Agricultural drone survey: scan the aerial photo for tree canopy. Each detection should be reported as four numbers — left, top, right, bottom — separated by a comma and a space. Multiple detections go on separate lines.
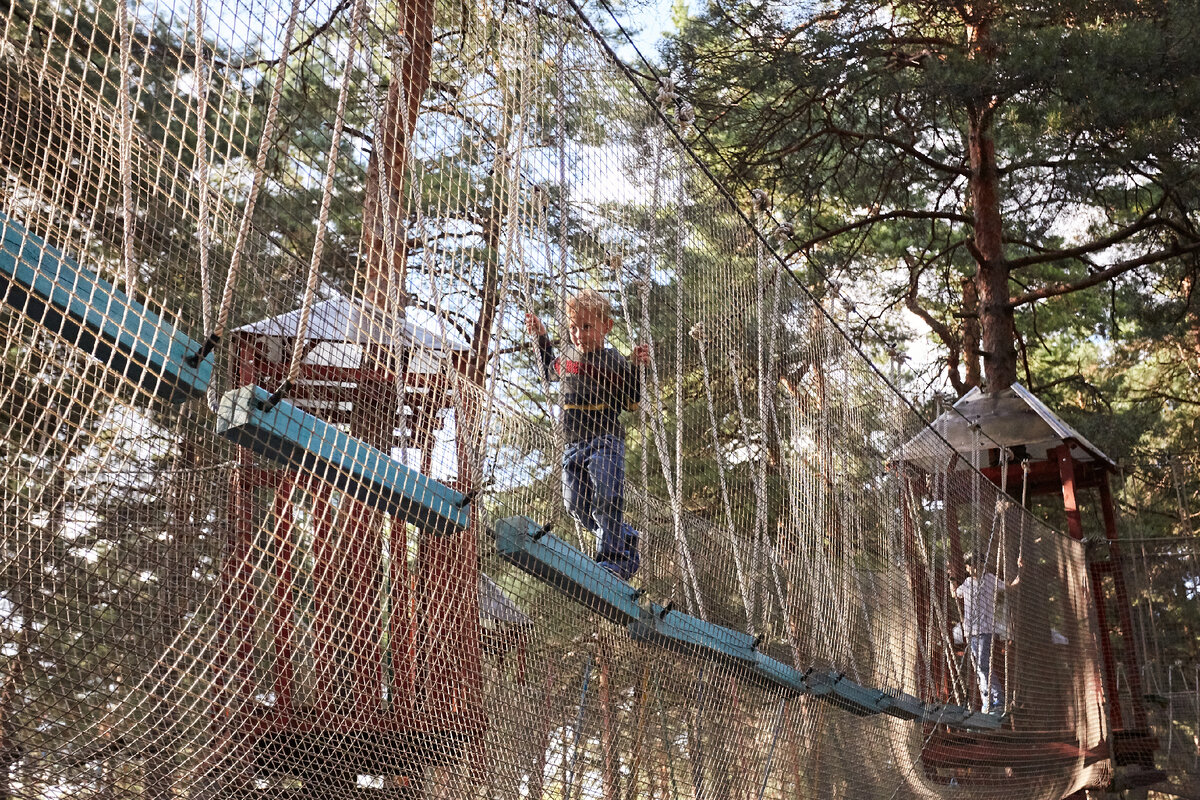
665, 0, 1200, 395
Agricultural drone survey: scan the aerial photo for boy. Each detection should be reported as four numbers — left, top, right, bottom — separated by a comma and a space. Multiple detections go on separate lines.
954, 553, 1021, 713
525, 290, 650, 579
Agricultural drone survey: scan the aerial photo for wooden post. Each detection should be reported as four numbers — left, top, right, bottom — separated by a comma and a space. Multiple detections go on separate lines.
1099, 477, 1150, 731
1056, 444, 1123, 730
1055, 445, 1085, 541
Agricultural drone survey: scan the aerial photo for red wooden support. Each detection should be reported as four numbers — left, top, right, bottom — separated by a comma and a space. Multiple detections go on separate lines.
1085, 559, 1124, 731
1098, 477, 1150, 732
1057, 444, 1125, 732
1055, 445, 1085, 542
217, 325, 483, 781
268, 473, 298, 723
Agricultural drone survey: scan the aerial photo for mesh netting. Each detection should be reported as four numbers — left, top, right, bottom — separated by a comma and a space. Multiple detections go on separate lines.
0, 0, 1158, 796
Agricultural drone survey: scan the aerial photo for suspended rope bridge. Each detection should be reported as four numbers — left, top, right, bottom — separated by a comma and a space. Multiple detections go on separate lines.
0, 0, 1175, 796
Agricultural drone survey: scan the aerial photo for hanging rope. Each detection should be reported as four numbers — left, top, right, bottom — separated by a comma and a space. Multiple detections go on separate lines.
259, 0, 369, 412
691, 323, 755, 630
116, 0, 137, 294
190, 0, 212, 336
636, 79, 706, 619
748, 192, 769, 631
185, 0, 305, 369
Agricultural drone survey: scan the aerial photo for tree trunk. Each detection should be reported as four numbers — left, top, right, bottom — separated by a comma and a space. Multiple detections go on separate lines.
960, 276, 982, 390
464, 203, 504, 387
360, 0, 437, 310
964, 8, 1017, 391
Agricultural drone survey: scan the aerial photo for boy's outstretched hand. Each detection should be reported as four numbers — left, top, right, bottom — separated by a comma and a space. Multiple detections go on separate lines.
632, 343, 651, 365
525, 312, 547, 337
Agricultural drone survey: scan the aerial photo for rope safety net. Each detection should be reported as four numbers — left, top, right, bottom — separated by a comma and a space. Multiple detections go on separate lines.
0, 0, 1149, 796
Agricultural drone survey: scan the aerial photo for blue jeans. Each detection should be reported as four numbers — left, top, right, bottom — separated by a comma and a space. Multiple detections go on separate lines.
563, 435, 640, 579
969, 634, 1004, 712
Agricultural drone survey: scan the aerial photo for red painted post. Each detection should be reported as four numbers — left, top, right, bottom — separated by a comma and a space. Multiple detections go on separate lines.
1057, 444, 1124, 731
1098, 477, 1149, 731
1055, 445, 1085, 542
268, 473, 297, 724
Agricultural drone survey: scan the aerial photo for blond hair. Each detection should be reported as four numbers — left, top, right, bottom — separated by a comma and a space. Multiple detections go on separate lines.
565, 288, 612, 320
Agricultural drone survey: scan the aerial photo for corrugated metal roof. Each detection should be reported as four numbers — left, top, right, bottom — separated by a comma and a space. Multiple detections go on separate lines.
235, 292, 468, 352
897, 382, 1115, 471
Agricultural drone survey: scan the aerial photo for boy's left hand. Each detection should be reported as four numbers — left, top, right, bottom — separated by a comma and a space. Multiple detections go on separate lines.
632, 343, 651, 365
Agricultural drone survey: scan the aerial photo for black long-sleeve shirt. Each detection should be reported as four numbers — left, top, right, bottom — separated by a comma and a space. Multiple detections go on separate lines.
536, 334, 640, 443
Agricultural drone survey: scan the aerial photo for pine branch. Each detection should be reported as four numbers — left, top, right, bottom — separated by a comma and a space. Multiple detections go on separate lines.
1008, 239, 1200, 308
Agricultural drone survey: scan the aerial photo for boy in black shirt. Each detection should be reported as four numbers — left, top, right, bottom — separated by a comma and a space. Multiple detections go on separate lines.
525, 290, 649, 579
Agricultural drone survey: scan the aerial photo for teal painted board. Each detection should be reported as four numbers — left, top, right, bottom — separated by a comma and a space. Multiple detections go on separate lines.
0, 211, 212, 403
879, 690, 926, 721
925, 705, 970, 728
751, 653, 812, 696
960, 711, 1003, 732
490, 514, 1001, 734
216, 385, 469, 533
628, 606, 756, 671
493, 516, 643, 625
822, 675, 886, 717
801, 670, 836, 698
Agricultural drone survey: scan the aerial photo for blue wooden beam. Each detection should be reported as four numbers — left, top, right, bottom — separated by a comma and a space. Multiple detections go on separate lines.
0, 211, 213, 403
493, 516, 644, 625
819, 674, 888, 717
629, 605, 757, 672
959, 711, 1004, 732
491, 513, 1007, 732
217, 384, 469, 533
751, 653, 813, 695
877, 690, 927, 722
924, 704, 971, 728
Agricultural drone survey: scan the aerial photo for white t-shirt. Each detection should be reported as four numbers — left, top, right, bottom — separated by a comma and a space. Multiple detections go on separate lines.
956, 573, 1003, 636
